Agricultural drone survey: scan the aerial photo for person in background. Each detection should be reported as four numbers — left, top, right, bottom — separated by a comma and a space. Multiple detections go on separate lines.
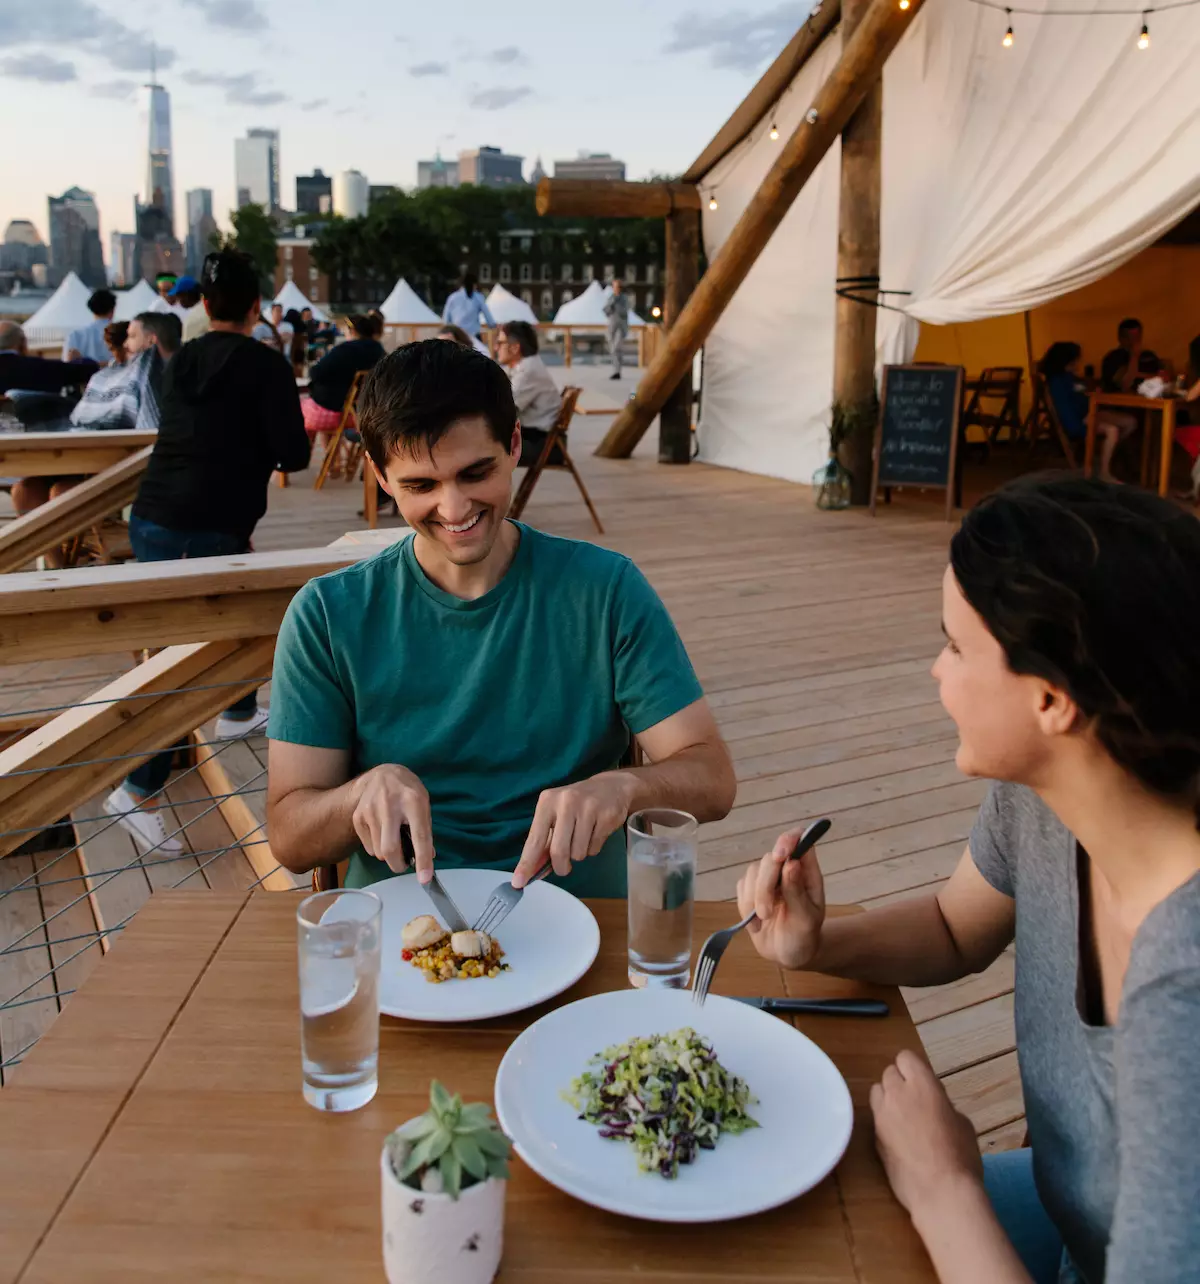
251, 309, 281, 350
1040, 341, 1137, 483
437, 322, 490, 356
104, 249, 311, 854
441, 272, 495, 339
126, 312, 182, 364
0, 321, 96, 397
1100, 317, 1162, 393
271, 303, 294, 346
64, 288, 117, 364
302, 313, 385, 438
284, 308, 309, 371
603, 278, 631, 381
103, 322, 129, 365
167, 276, 207, 344
495, 321, 562, 467
740, 475, 1200, 1284
154, 272, 177, 302
1172, 334, 1200, 503
264, 338, 735, 893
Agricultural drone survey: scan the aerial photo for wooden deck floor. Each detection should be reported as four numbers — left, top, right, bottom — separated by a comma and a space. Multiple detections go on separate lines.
0, 369, 1022, 1143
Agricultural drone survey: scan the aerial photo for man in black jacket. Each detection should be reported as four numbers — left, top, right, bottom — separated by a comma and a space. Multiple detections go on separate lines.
106, 249, 311, 854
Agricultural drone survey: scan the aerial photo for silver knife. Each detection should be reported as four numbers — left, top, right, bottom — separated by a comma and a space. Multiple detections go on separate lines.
401, 826, 469, 933
730, 996, 889, 1017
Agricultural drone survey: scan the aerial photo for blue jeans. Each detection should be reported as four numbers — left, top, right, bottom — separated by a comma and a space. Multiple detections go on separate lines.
983, 1150, 1075, 1284
124, 516, 258, 797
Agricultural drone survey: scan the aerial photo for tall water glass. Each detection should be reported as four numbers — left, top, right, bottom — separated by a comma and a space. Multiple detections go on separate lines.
297, 889, 382, 1113
627, 809, 697, 988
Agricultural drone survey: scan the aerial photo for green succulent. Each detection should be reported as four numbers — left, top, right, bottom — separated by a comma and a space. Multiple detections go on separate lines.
386, 1081, 512, 1200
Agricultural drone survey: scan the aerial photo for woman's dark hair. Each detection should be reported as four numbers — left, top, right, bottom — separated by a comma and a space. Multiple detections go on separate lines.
349, 313, 382, 340
1038, 341, 1081, 379
358, 338, 516, 469
951, 474, 1200, 827
500, 320, 538, 357
103, 321, 128, 358
200, 250, 260, 322
437, 324, 474, 348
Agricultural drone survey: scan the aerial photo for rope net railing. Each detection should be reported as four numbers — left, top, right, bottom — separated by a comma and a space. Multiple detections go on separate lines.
0, 673, 301, 1083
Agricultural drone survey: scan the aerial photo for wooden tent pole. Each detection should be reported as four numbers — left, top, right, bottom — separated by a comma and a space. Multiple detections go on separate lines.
659, 205, 702, 463
596, 0, 923, 461
832, 0, 883, 503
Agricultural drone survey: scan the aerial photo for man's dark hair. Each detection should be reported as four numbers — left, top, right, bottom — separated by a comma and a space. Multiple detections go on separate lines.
437, 324, 474, 348
358, 339, 516, 469
462, 272, 478, 295
88, 288, 116, 317
1118, 317, 1143, 336
1037, 341, 1081, 379
951, 474, 1200, 830
200, 250, 260, 322
349, 313, 382, 340
500, 320, 538, 358
174, 287, 202, 309
136, 311, 182, 356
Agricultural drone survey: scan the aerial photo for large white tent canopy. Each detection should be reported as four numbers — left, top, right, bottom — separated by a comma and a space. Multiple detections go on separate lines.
113, 280, 171, 321
379, 277, 439, 324
553, 280, 645, 326
273, 280, 329, 322
21, 272, 94, 337
485, 283, 538, 325
697, 0, 1200, 483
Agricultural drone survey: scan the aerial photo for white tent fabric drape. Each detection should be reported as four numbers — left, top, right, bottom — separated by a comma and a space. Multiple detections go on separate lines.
698, 0, 1200, 484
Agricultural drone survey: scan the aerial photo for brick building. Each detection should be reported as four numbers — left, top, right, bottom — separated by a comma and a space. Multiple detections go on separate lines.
275, 234, 331, 308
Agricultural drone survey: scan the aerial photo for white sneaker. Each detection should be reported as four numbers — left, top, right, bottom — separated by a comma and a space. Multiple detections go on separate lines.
214, 705, 270, 740
103, 784, 184, 855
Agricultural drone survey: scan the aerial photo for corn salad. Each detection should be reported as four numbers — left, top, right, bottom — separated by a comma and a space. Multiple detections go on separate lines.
402, 935, 508, 983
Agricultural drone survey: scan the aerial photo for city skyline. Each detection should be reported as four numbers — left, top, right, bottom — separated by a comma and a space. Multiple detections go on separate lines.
0, 0, 807, 253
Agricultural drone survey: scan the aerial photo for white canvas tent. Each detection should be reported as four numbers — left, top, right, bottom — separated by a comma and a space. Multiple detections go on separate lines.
379, 278, 439, 324
113, 279, 170, 321
696, 0, 1200, 483
273, 280, 329, 322
21, 272, 94, 339
552, 280, 644, 326
485, 283, 538, 325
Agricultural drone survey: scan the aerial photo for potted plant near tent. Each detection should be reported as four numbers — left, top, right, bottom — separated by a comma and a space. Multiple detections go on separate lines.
381, 1081, 512, 1284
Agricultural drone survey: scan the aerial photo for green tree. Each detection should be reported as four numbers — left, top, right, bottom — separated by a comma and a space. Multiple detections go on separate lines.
212, 204, 278, 294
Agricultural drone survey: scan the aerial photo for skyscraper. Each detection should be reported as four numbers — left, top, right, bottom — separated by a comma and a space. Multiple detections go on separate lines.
332, 170, 369, 219
47, 187, 105, 288
296, 169, 332, 215
235, 129, 281, 210
135, 61, 182, 283
458, 146, 525, 188
110, 232, 139, 287
185, 188, 217, 274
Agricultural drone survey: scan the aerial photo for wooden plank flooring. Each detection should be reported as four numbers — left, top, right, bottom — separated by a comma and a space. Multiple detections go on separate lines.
0, 368, 1020, 1143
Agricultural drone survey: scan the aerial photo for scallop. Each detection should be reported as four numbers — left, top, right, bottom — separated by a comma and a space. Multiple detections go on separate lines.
449, 929, 492, 958
402, 914, 446, 951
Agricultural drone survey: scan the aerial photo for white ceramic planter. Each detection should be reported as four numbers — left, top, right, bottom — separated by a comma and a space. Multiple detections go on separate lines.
381, 1148, 505, 1284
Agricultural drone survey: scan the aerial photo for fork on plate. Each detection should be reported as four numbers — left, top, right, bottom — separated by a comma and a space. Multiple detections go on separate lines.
691, 818, 831, 1007
471, 861, 554, 937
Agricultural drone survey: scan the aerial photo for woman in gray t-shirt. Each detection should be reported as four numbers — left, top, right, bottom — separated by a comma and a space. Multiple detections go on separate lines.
737, 475, 1200, 1284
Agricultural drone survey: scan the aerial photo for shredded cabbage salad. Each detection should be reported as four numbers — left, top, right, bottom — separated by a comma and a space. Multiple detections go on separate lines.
564, 1027, 758, 1178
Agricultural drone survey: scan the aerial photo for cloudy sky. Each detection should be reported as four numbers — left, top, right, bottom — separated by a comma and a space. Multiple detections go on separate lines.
0, 0, 810, 252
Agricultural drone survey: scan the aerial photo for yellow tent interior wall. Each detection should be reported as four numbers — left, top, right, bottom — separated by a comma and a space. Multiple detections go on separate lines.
913, 244, 1199, 405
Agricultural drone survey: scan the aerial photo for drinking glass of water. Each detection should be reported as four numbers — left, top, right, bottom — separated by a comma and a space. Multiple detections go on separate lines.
297, 888, 382, 1113
627, 809, 697, 988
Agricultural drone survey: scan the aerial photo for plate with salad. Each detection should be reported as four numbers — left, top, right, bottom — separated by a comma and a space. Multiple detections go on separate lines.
493, 987, 853, 1222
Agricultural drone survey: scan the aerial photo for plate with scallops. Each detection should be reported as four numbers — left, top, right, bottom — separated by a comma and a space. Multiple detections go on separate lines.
371, 869, 601, 1022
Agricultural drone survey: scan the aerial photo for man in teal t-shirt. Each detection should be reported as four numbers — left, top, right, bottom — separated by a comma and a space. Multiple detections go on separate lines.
267, 339, 735, 897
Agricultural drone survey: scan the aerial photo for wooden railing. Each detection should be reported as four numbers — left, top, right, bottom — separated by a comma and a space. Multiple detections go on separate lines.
382, 322, 662, 367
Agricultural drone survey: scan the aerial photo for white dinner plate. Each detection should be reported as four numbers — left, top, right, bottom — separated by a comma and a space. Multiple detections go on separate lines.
368, 869, 600, 1022
494, 988, 854, 1222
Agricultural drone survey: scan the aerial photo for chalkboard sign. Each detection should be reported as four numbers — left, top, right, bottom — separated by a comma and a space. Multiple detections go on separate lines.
870, 365, 965, 519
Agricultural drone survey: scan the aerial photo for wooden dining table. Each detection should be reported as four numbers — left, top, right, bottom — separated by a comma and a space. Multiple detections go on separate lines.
1084, 390, 1179, 496
0, 890, 937, 1283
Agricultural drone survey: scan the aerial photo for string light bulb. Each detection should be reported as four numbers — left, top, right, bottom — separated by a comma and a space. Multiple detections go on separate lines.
651, 305, 662, 319
1137, 15, 1150, 47
1002, 9, 1014, 46
769, 121, 779, 140
898, 0, 910, 10
708, 195, 719, 211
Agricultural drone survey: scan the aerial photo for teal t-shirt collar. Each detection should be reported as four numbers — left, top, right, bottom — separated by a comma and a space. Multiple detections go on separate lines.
400, 519, 531, 612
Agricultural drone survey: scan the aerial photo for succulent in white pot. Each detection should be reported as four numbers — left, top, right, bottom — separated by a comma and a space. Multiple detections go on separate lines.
381, 1081, 512, 1284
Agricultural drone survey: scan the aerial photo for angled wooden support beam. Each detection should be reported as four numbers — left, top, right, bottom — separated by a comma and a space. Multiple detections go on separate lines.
0, 429, 155, 479
0, 636, 275, 859
0, 446, 151, 574
0, 545, 374, 664
596, 0, 922, 460
535, 179, 701, 219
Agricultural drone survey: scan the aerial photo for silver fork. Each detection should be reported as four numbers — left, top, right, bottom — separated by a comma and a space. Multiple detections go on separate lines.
471, 862, 554, 937
692, 818, 831, 1007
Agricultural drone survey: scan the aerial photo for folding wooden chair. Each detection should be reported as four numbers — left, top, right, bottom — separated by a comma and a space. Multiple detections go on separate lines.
313, 370, 368, 491
509, 386, 604, 533
1026, 373, 1078, 468
962, 367, 1024, 451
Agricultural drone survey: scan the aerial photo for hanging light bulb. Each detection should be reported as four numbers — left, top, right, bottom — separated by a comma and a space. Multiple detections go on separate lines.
651, 305, 662, 319
1002, 10, 1014, 46
898, 0, 910, 10
708, 195, 719, 211
1137, 15, 1150, 48
769, 121, 779, 140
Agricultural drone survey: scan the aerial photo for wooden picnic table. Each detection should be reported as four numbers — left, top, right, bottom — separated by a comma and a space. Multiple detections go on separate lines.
1084, 391, 1179, 496
0, 429, 157, 479
0, 891, 936, 1283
